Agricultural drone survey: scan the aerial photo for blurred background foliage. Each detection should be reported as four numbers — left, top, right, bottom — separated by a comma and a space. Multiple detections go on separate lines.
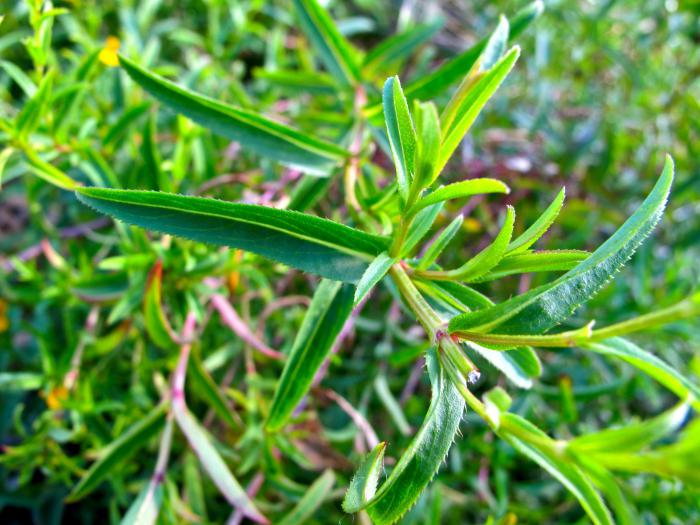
1, 0, 699, 523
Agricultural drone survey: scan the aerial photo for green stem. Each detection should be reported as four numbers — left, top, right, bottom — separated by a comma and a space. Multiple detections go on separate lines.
452, 295, 700, 348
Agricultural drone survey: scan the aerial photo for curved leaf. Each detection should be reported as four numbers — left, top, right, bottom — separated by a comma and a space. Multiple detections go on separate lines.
278, 470, 335, 525
507, 188, 565, 254
143, 260, 175, 349
266, 280, 355, 431
383, 76, 417, 202
449, 156, 674, 335
585, 337, 700, 407
354, 252, 396, 305
416, 214, 464, 271
475, 249, 590, 282
409, 178, 509, 215
343, 347, 465, 524
76, 187, 389, 283
425, 206, 515, 282
118, 55, 347, 175
437, 47, 520, 174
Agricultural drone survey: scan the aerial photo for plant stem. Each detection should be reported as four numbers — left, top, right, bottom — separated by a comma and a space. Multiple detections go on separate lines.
390, 264, 479, 377
452, 294, 700, 348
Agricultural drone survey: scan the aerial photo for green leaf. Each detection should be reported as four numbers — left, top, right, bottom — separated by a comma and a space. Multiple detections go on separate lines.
413, 101, 441, 189
363, 20, 444, 77
383, 76, 417, 202
266, 280, 355, 431
173, 402, 267, 524
75, 187, 389, 283
23, 147, 78, 190
585, 337, 700, 407
0, 59, 37, 97
277, 470, 336, 525
288, 175, 333, 211
254, 69, 336, 94
437, 47, 520, 175
68, 404, 167, 501
449, 156, 674, 335
143, 260, 176, 349
507, 188, 566, 254
343, 347, 465, 524
292, 0, 360, 86
118, 55, 347, 175
429, 206, 515, 282
120, 482, 163, 525
374, 374, 412, 436
465, 342, 540, 389
400, 202, 443, 258
354, 252, 395, 305
409, 178, 509, 215
416, 279, 494, 313
416, 215, 464, 271
342, 442, 387, 513
0, 372, 43, 391
475, 16, 510, 72
189, 350, 240, 431
15, 70, 53, 140
499, 413, 614, 525
475, 250, 590, 282
0, 146, 14, 189
569, 401, 690, 454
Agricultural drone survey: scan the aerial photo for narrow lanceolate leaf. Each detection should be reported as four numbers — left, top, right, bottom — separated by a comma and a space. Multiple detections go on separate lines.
15, 70, 53, 140
75, 187, 389, 283
437, 47, 520, 175
585, 337, 700, 407
363, 19, 444, 77
426, 206, 515, 282
266, 280, 355, 431
343, 442, 387, 513
343, 348, 465, 524
417, 215, 464, 271
507, 188, 566, 254
409, 178, 509, 215
354, 252, 396, 305
277, 470, 336, 525
292, 0, 360, 86
401, 202, 443, 257
449, 157, 674, 335
499, 413, 614, 525
475, 250, 590, 282
144, 260, 176, 349
120, 482, 163, 525
118, 55, 347, 175
413, 101, 441, 188
173, 402, 267, 524
383, 76, 417, 202
569, 401, 690, 454
440, 16, 509, 132
68, 404, 167, 501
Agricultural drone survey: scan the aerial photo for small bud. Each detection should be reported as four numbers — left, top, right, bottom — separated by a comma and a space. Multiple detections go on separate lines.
467, 370, 481, 384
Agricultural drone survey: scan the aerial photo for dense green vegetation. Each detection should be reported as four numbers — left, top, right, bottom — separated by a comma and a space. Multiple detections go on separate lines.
1, 1, 699, 524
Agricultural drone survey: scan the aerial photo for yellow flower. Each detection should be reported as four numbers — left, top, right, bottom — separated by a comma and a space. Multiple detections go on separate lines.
98, 36, 120, 67
0, 299, 8, 333
46, 385, 69, 410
